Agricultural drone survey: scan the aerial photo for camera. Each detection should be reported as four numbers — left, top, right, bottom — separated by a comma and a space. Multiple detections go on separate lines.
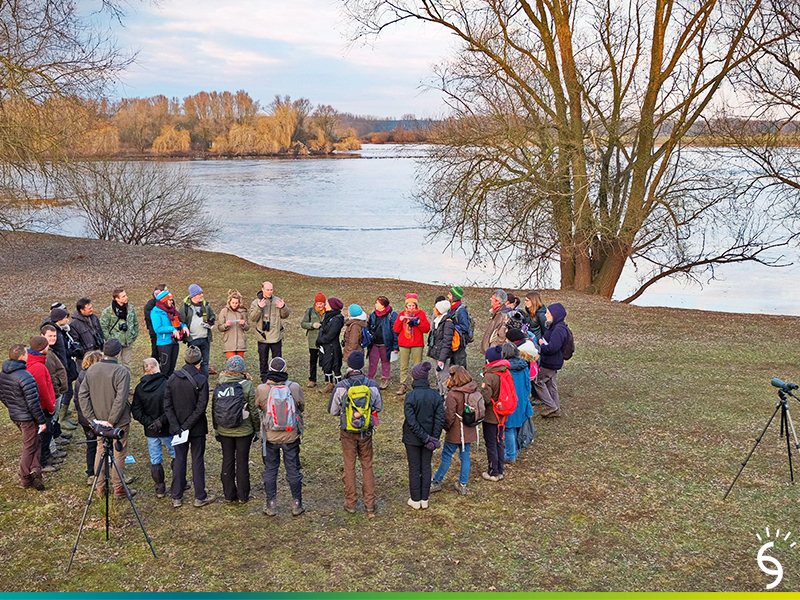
263, 320, 271, 332
67, 338, 84, 358
118, 322, 128, 332
92, 421, 125, 440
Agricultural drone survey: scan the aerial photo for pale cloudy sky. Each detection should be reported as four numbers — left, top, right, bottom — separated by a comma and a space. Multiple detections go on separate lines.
111, 0, 455, 118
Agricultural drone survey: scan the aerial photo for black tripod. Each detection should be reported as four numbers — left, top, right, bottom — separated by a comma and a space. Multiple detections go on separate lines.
67, 435, 157, 571
724, 384, 800, 500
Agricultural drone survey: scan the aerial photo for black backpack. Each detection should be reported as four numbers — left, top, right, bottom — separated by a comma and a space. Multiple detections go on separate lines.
213, 381, 245, 428
561, 323, 575, 360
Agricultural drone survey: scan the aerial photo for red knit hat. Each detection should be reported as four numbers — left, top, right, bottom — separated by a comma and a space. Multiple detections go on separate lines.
315, 292, 326, 303
405, 293, 419, 306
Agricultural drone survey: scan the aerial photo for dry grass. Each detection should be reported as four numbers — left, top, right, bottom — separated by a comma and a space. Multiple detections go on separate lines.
0, 231, 799, 591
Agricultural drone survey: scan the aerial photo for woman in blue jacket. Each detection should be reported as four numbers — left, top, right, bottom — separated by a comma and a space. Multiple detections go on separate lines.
150, 290, 188, 377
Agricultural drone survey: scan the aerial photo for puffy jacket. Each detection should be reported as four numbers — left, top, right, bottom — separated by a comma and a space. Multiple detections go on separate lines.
151, 305, 180, 347
539, 303, 568, 371
504, 356, 533, 427
131, 373, 171, 438
26, 351, 56, 414
0, 359, 46, 424
71, 310, 104, 353
248, 291, 290, 344
213, 372, 259, 437
342, 316, 368, 358
144, 297, 157, 336
367, 309, 399, 352
164, 363, 209, 437
393, 309, 431, 348
443, 381, 480, 445
179, 297, 216, 343
428, 316, 456, 364
402, 379, 445, 446
100, 302, 139, 347
255, 379, 305, 444
217, 305, 250, 353
524, 305, 548, 340
300, 306, 324, 349
316, 309, 344, 351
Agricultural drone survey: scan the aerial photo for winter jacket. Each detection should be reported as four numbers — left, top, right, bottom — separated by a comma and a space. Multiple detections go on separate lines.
71, 310, 104, 354
213, 372, 259, 438
248, 292, 290, 344
427, 315, 456, 364
367, 309, 399, 352
41, 317, 78, 380
443, 381, 480, 445
131, 373, 171, 438
525, 305, 548, 340
179, 297, 216, 343
216, 305, 250, 353
164, 363, 209, 437
480, 306, 511, 354
74, 369, 90, 428
150, 305, 181, 347
402, 379, 445, 446
480, 360, 510, 425
78, 357, 132, 427
342, 315, 368, 358
329, 370, 383, 432
539, 303, 568, 371
393, 309, 431, 348
300, 306, 324, 349
316, 309, 344, 351
446, 301, 471, 341
26, 351, 56, 414
504, 357, 533, 428
45, 351, 68, 396
100, 302, 139, 348
144, 297, 157, 336
255, 379, 305, 444
0, 359, 45, 424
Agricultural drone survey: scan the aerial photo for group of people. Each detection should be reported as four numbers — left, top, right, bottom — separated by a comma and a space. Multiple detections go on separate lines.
1, 281, 572, 516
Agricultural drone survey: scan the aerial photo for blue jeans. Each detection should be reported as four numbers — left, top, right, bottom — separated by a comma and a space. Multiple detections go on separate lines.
505, 427, 519, 461
434, 441, 471, 485
190, 337, 210, 379
147, 436, 176, 465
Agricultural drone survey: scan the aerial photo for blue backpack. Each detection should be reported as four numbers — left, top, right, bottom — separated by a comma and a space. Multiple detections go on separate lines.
360, 326, 373, 348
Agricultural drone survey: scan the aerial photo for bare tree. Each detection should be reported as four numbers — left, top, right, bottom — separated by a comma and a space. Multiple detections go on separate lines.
64, 161, 218, 248
344, 0, 800, 299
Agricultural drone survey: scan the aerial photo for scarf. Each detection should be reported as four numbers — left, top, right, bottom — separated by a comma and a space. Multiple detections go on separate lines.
402, 308, 418, 340
112, 299, 128, 322
156, 299, 181, 328
266, 371, 289, 384
315, 307, 325, 318
375, 305, 391, 318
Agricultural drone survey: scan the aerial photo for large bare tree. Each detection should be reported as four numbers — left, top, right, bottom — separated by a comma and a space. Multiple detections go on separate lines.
344, 0, 800, 299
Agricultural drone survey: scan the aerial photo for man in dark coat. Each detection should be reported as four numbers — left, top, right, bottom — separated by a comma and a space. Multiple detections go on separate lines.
132, 357, 174, 498
0, 344, 47, 490
164, 345, 215, 508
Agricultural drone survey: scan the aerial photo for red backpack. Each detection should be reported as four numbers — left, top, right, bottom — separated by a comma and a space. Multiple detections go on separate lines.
485, 360, 518, 439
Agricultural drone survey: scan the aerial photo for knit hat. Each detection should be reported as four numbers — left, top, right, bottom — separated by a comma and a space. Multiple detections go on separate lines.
225, 355, 246, 374
348, 304, 363, 317
29, 336, 48, 352
49, 307, 68, 322
328, 297, 344, 311
156, 290, 171, 302
485, 345, 503, 364
449, 286, 464, 300
347, 350, 365, 370
412, 361, 432, 380
50, 302, 67, 311
506, 328, 526, 343
269, 357, 287, 373
188, 284, 203, 297
376, 296, 390, 308
103, 339, 122, 357
185, 345, 202, 365
435, 299, 451, 316
405, 293, 419, 306
315, 292, 326, 303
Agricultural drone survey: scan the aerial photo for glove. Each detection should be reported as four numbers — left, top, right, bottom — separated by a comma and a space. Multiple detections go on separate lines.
424, 435, 441, 451
409, 317, 420, 327
147, 418, 162, 433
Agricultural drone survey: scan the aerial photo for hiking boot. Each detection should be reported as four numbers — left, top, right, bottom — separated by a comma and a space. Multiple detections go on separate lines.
58, 431, 73, 439
366, 510, 376, 519
420, 499, 429, 509
430, 479, 443, 493
379, 378, 389, 390
343, 503, 357, 514
42, 464, 61, 473
307, 380, 316, 388
321, 382, 334, 394
407, 498, 421, 510
193, 494, 216, 508
61, 420, 78, 430
51, 449, 67, 459
54, 437, 70, 446
541, 408, 562, 418
172, 498, 182, 508
396, 383, 408, 396
263, 497, 278, 516
31, 472, 46, 491
114, 488, 137, 499
291, 498, 305, 516
124, 475, 135, 485
481, 472, 499, 482
453, 482, 467, 495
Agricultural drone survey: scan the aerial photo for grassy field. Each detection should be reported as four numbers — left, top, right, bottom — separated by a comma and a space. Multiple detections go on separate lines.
0, 231, 799, 592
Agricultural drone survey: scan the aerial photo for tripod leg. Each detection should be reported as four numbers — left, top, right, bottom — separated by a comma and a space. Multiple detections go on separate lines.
67, 446, 107, 572
724, 403, 782, 500
110, 453, 158, 559
105, 445, 111, 541
783, 404, 795, 483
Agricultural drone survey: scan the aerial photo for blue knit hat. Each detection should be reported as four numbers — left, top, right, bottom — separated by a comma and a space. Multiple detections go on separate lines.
348, 304, 363, 317
225, 355, 246, 374
485, 345, 503, 364
188, 284, 203, 297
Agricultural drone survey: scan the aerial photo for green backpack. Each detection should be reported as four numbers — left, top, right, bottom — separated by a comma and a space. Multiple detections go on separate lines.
343, 382, 373, 433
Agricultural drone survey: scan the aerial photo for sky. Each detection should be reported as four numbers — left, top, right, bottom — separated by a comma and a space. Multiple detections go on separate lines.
109, 0, 455, 118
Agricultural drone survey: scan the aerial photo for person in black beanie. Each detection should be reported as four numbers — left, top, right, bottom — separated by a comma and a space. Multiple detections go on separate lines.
402, 361, 444, 510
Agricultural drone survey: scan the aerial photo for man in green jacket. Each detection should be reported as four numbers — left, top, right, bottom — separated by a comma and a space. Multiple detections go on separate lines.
100, 288, 139, 371
248, 281, 290, 383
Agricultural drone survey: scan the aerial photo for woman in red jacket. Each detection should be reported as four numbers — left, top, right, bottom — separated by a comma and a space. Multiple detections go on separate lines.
393, 293, 430, 395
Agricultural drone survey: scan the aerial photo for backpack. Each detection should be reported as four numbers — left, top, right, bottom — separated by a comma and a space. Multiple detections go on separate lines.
343, 381, 373, 433
360, 326, 372, 348
461, 389, 485, 427
561, 323, 575, 360
265, 384, 298, 432
213, 381, 245, 428
459, 307, 475, 345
